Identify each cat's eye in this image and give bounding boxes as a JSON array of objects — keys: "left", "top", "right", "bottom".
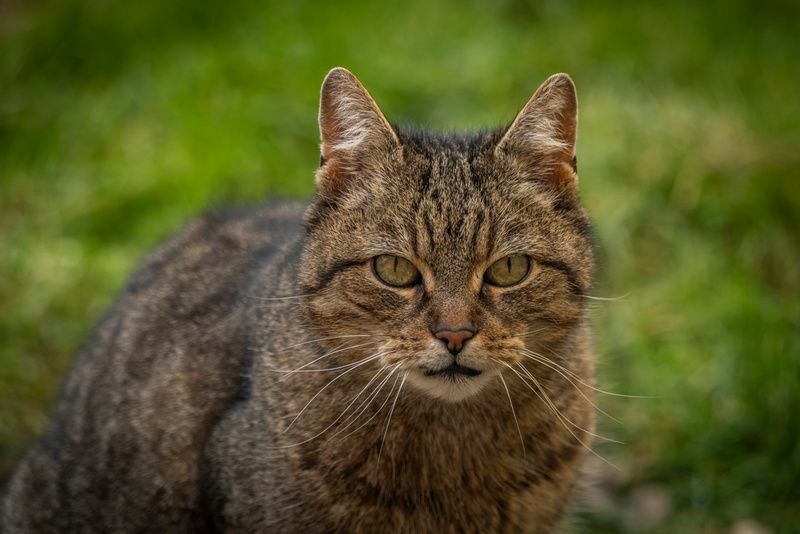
[
  {"left": 372, "top": 255, "right": 421, "bottom": 287},
  {"left": 484, "top": 255, "right": 532, "bottom": 287}
]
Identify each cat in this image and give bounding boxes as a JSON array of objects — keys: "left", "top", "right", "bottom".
[{"left": 1, "top": 67, "right": 596, "bottom": 533}]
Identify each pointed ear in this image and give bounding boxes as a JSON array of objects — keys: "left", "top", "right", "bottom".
[
  {"left": 496, "top": 73, "right": 578, "bottom": 188},
  {"left": 318, "top": 67, "right": 399, "bottom": 172}
]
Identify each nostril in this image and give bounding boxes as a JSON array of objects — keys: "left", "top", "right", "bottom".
[{"left": 434, "top": 329, "right": 475, "bottom": 355}]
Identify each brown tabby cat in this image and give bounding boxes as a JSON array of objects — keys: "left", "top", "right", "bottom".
[{"left": 2, "top": 68, "right": 596, "bottom": 533}]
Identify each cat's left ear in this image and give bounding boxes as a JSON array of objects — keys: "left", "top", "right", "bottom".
[
  {"left": 317, "top": 68, "right": 399, "bottom": 194},
  {"left": 496, "top": 73, "right": 578, "bottom": 189}
]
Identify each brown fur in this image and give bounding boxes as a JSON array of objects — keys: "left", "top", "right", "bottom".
[{"left": 2, "top": 68, "right": 596, "bottom": 533}]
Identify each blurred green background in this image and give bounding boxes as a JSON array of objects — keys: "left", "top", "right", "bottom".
[{"left": 1, "top": 0, "right": 798, "bottom": 531}]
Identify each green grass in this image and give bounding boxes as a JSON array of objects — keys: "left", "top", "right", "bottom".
[{"left": 1, "top": 0, "right": 798, "bottom": 531}]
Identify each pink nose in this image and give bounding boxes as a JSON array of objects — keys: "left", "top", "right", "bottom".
[{"left": 434, "top": 329, "right": 475, "bottom": 355}]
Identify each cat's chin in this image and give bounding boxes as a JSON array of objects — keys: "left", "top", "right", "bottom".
[{"left": 407, "top": 368, "right": 493, "bottom": 402}]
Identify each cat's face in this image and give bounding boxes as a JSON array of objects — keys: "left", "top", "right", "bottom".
[{"left": 299, "top": 68, "right": 593, "bottom": 402}]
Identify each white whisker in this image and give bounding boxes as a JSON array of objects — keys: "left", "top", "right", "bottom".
[
  {"left": 249, "top": 293, "right": 317, "bottom": 301},
  {"left": 334, "top": 368, "right": 403, "bottom": 441},
  {"left": 517, "top": 326, "right": 550, "bottom": 339},
  {"left": 496, "top": 358, "right": 618, "bottom": 471},
  {"left": 579, "top": 293, "right": 630, "bottom": 301},
  {"left": 496, "top": 367, "right": 526, "bottom": 459},
  {"left": 273, "top": 341, "right": 379, "bottom": 377},
  {"left": 331, "top": 363, "right": 402, "bottom": 438},
  {"left": 524, "top": 348, "right": 655, "bottom": 399},
  {"left": 269, "top": 361, "right": 393, "bottom": 450},
  {"left": 280, "top": 351, "right": 388, "bottom": 436},
  {"left": 519, "top": 350, "right": 623, "bottom": 423},
  {"left": 512, "top": 361, "right": 623, "bottom": 444},
  {"left": 377, "top": 372, "right": 408, "bottom": 469},
  {"left": 264, "top": 334, "right": 375, "bottom": 356}
]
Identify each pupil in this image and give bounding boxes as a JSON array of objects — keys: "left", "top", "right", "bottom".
[
  {"left": 506, "top": 257, "right": 512, "bottom": 273},
  {"left": 393, "top": 256, "right": 398, "bottom": 273}
]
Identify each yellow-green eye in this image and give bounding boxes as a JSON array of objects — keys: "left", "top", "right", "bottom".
[
  {"left": 372, "top": 255, "right": 421, "bottom": 287},
  {"left": 484, "top": 255, "right": 532, "bottom": 287}
]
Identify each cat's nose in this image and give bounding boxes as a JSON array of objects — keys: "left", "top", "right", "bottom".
[{"left": 433, "top": 325, "right": 475, "bottom": 355}]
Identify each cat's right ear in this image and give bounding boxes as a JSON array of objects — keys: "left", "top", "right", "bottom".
[{"left": 316, "top": 68, "right": 399, "bottom": 196}]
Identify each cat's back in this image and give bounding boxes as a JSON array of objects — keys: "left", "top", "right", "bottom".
[
  {"left": 2, "top": 200, "right": 306, "bottom": 533},
  {"left": 119, "top": 199, "right": 304, "bottom": 330}
]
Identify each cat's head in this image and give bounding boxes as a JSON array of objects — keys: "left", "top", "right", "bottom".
[{"left": 299, "top": 68, "right": 593, "bottom": 402}]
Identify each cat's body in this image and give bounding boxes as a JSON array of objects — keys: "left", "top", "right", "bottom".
[
  {"left": 2, "top": 204, "right": 304, "bottom": 532},
  {"left": 3, "top": 69, "right": 596, "bottom": 533}
]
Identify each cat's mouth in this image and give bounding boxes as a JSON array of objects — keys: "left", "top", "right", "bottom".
[{"left": 423, "top": 363, "right": 483, "bottom": 379}]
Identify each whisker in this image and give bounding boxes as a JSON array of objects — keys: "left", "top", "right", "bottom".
[
  {"left": 377, "top": 372, "right": 408, "bottom": 469},
  {"left": 280, "top": 351, "right": 388, "bottom": 435},
  {"left": 496, "top": 366, "right": 526, "bottom": 459},
  {"left": 249, "top": 293, "right": 317, "bottom": 301},
  {"left": 264, "top": 334, "right": 376, "bottom": 356},
  {"left": 524, "top": 348, "right": 655, "bottom": 399},
  {"left": 496, "top": 358, "right": 619, "bottom": 471},
  {"left": 522, "top": 364, "right": 619, "bottom": 470},
  {"left": 272, "top": 341, "right": 379, "bottom": 377},
  {"left": 269, "top": 362, "right": 393, "bottom": 450},
  {"left": 331, "top": 364, "right": 401, "bottom": 436},
  {"left": 512, "top": 362, "right": 623, "bottom": 444},
  {"left": 579, "top": 293, "right": 630, "bottom": 302},
  {"left": 271, "top": 340, "right": 347, "bottom": 375},
  {"left": 518, "top": 350, "right": 623, "bottom": 423},
  {"left": 516, "top": 326, "right": 550, "bottom": 339},
  {"left": 333, "top": 368, "right": 403, "bottom": 442}
]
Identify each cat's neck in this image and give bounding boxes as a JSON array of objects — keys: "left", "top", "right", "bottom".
[{"left": 261, "top": 357, "right": 577, "bottom": 490}]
